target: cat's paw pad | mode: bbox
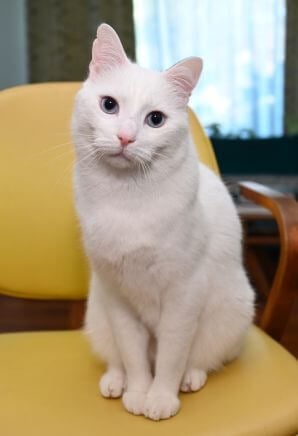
[122,391,147,415]
[99,370,126,398]
[180,368,207,393]
[144,390,180,421]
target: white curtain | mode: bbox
[133,0,286,137]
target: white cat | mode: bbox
[72,23,254,421]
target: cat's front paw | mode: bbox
[99,369,126,398]
[144,390,180,421]
[180,368,207,393]
[122,391,147,416]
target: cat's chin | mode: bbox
[104,153,137,170]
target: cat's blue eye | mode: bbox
[100,96,119,114]
[146,111,166,128]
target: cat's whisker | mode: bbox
[134,155,153,187]
[77,146,100,161]
[139,161,148,183]
[132,150,152,165]
[28,141,74,161]
[78,148,102,168]
[132,152,156,187]
[141,146,169,162]
[29,140,99,167]
[153,150,169,160]
[73,132,95,138]
[52,161,75,190]
[49,149,75,164]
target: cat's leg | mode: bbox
[179,326,242,395]
[99,367,126,398]
[180,368,207,393]
[85,272,126,398]
[180,270,254,393]
[180,329,243,394]
[99,281,153,415]
[110,303,153,415]
[143,289,201,420]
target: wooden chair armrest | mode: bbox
[239,181,298,340]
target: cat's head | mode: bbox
[73,24,202,172]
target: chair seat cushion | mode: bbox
[1,326,297,436]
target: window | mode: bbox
[133,0,286,137]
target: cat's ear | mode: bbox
[164,57,203,105]
[89,23,129,80]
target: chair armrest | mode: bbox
[239,181,298,341]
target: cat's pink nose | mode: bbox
[117,134,135,147]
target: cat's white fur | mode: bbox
[72,24,254,421]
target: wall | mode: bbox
[0,0,28,89]
[285,0,298,133]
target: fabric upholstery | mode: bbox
[1,326,297,436]
[188,107,219,174]
[0,83,88,300]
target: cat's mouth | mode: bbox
[110,150,132,161]
[103,148,137,169]
[99,145,151,170]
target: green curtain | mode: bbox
[284,0,298,134]
[27,0,135,82]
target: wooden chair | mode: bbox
[0,83,297,436]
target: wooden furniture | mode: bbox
[0,83,297,436]
[239,182,298,341]
[239,202,278,296]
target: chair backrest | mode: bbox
[188,108,219,175]
[0,82,219,300]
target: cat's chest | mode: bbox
[82,202,157,263]
[81,200,167,330]
[117,248,168,332]
[96,218,165,331]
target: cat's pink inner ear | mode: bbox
[89,23,129,79]
[164,57,203,104]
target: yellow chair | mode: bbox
[0,83,297,436]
